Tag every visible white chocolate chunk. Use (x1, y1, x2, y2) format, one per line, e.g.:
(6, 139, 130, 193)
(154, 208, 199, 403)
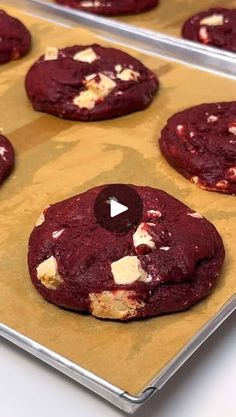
(133, 222, 155, 250)
(80, 0, 101, 6)
(44, 47, 58, 61)
(116, 68, 140, 81)
(191, 176, 199, 184)
(36, 256, 63, 290)
(199, 27, 209, 42)
(0, 146, 7, 160)
(229, 124, 236, 135)
(73, 47, 98, 63)
(216, 180, 228, 189)
(35, 205, 50, 227)
(147, 209, 162, 218)
(111, 256, 151, 285)
(73, 73, 116, 110)
(52, 229, 65, 239)
(159, 246, 170, 251)
(176, 125, 184, 135)
(115, 64, 122, 73)
(89, 290, 144, 320)
(187, 212, 203, 219)
(227, 167, 236, 178)
(207, 115, 218, 122)
(200, 14, 224, 26)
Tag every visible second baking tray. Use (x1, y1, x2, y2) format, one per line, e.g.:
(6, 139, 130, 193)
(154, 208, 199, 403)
(1, 2, 236, 414)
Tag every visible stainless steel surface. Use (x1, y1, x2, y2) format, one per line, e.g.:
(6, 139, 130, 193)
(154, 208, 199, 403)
(1, 0, 236, 413)
(8, 0, 236, 78)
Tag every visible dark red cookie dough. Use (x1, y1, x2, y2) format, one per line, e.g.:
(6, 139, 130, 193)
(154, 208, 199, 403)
(182, 8, 236, 52)
(55, 0, 159, 16)
(0, 134, 15, 183)
(159, 102, 236, 195)
(28, 185, 224, 321)
(0, 10, 31, 64)
(25, 44, 158, 121)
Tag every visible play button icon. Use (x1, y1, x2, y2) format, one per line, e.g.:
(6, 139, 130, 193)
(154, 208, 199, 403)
(94, 184, 143, 233)
(110, 199, 128, 218)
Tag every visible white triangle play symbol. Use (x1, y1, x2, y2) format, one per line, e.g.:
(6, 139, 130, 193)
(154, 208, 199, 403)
(110, 199, 128, 218)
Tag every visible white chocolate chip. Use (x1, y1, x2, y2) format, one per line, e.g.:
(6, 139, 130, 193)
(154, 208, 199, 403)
(187, 212, 203, 219)
(36, 256, 63, 290)
(52, 229, 65, 239)
(159, 246, 170, 251)
(133, 222, 155, 251)
(73, 73, 116, 110)
(89, 290, 144, 320)
(44, 47, 58, 61)
(200, 14, 224, 26)
(199, 27, 209, 42)
(111, 256, 151, 285)
(116, 68, 140, 82)
(0, 146, 7, 160)
(207, 115, 218, 123)
(73, 47, 98, 63)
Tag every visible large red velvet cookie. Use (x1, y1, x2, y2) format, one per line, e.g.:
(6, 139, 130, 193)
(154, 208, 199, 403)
(182, 8, 236, 52)
(55, 0, 159, 16)
(0, 10, 31, 64)
(0, 134, 15, 184)
(159, 102, 236, 195)
(28, 185, 224, 321)
(25, 44, 158, 121)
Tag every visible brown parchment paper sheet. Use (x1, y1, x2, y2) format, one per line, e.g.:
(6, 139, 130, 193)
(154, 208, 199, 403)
(47, 0, 236, 37)
(0, 4, 236, 396)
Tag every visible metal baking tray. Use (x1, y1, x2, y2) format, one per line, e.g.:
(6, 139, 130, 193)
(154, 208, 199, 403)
(23, 0, 236, 78)
(1, 1, 236, 414)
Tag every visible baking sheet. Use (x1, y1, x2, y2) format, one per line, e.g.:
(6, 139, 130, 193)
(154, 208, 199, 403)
(46, 0, 236, 36)
(1, 4, 236, 398)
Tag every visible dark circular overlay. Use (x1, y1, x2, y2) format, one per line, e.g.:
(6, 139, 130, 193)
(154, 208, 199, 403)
(94, 184, 143, 233)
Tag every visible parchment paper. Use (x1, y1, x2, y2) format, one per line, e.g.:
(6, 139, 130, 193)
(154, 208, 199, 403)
(0, 4, 236, 396)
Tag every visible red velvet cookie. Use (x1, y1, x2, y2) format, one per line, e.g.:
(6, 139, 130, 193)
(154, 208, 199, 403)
(159, 102, 236, 195)
(0, 134, 15, 183)
(182, 8, 236, 52)
(28, 185, 224, 321)
(25, 44, 158, 121)
(0, 10, 31, 64)
(55, 0, 159, 16)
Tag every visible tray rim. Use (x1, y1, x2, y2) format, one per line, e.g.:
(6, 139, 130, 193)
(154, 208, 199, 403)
(1, 296, 235, 414)
(1, 0, 236, 413)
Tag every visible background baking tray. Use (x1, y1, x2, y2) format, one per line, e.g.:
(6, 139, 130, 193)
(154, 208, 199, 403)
(44, 0, 236, 37)
(1, 2, 236, 414)
(23, 0, 236, 78)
